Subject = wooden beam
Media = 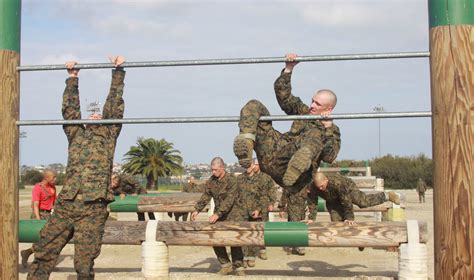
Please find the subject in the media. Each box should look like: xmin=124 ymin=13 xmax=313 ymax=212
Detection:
xmin=0 ymin=0 xmax=21 ymax=278
xmin=429 ymin=0 xmax=474 ymax=278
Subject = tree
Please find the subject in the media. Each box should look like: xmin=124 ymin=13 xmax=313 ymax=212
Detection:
xmin=122 ymin=137 xmax=183 ymax=190
xmin=22 ymin=170 xmax=43 ymax=185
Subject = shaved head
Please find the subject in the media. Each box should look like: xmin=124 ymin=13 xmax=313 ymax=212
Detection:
xmin=211 ymin=157 xmax=225 ymax=167
xmin=315 ymin=89 xmax=337 ymax=108
xmin=42 ymin=169 xmax=57 ymax=186
xmin=313 ymin=172 xmax=329 ymax=191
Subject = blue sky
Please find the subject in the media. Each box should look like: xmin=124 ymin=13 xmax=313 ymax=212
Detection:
xmin=19 ymin=0 xmax=432 ymax=166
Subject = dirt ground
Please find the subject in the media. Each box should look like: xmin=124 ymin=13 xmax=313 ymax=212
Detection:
xmin=18 ymin=189 xmax=434 ymax=279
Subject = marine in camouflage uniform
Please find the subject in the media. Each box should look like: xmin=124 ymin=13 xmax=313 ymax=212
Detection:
xmin=111 ymin=173 xmax=155 ymax=221
xmin=307 ymin=173 xmax=398 ymax=222
xmin=416 ymin=178 xmax=427 ymax=203
xmin=237 ymin=166 xmax=274 ymax=266
xmin=193 ymin=167 xmax=245 ymax=274
xmin=28 ymin=63 xmax=125 ymax=280
xmin=233 ymin=58 xmax=341 ymax=198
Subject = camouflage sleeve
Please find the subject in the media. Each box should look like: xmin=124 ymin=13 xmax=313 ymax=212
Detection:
xmin=136 ymin=187 xmax=147 ymax=195
xmin=266 ymin=176 xmax=277 ymax=204
xmin=121 ymin=174 xmax=142 ymax=194
xmin=214 ymin=178 xmax=239 ymax=218
xmin=194 ymin=182 xmax=212 ymax=212
xmin=62 ymin=77 xmax=83 ymax=142
xmin=320 ymin=124 xmax=341 ymax=163
xmin=293 ymin=127 xmax=325 ymax=182
xmin=278 ymin=188 xmax=288 ymax=208
xmin=274 ymin=70 xmax=310 ymax=115
xmin=339 ymin=187 xmax=355 ymax=221
xmin=102 ymin=69 xmax=125 ymax=138
xmin=307 ymin=187 xmax=319 ymax=220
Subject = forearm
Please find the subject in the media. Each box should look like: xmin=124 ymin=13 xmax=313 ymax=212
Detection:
xmin=103 ymin=69 xmax=125 ymax=119
xmin=33 ymin=203 xmax=40 ymax=220
xmin=274 ymin=70 xmax=309 ymax=115
xmin=62 ymin=77 xmax=81 ymax=120
xmin=194 ymin=193 xmax=211 ymax=212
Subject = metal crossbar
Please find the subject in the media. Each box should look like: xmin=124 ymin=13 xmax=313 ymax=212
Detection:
xmin=17 ymin=51 xmax=430 ymax=71
xmin=16 ymin=111 xmax=432 ymax=126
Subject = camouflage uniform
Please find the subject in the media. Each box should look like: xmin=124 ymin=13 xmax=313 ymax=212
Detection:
xmin=278 ymin=186 xmax=308 ymax=255
xmin=28 ymin=69 xmax=125 ymax=280
xmin=172 ymin=182 xmax=199 ymax=221
xmin=111 ymin=173 xmax=155 ymax=221
xmin=237 ymin=70 xmax=341 ymax=195
xmin=194 ymin=173 xmax=244 ymax=271
xmin=307 ymin=173 xmax=386 ymax=221
xmin=416 ymin=178 xmax=427 ymax=203
xmin=237 ymin=171 xmax=274 ymax=262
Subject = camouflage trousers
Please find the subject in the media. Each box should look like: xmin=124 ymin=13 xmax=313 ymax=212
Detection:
xmin=238 ymin=99 xmax=315 ymax=194
xmin=287 ymin=188 xmax=307 ymax=222
xmin=30 ymin=210 xmax=52 ymax=220
xmin=28 ymin=198 xmax=109 ymax=280
xmin=418 ymin=192 xmax=425 ymax=203
xmin=326 ymin=191 xmax=386 ymax=221
xmin=243 ymin=215 xmax=262 ymax=261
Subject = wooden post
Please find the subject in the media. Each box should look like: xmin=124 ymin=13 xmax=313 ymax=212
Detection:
xmin=0 ymin=0 xmax=21 ymax=279
xmin=428 ymin=1 xmax=474 ymax=279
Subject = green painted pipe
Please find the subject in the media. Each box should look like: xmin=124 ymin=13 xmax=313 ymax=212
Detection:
xmin=264 ymin=222 xmax=308 ymax=247
xmin=108 ymin=193 xmax=177 ymax=212
xmin=317 ymin=198 xmax=327 ymax=212
xmin=0 ymin=0 xmax=21 ymax=52
xmin=429 ymin=0 xmax=474 ymax=27
xmin=19 ymin=220 xmax=46 ymax=243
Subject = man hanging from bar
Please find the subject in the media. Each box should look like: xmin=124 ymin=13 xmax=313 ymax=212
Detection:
xmin=28 ymin=56 xmax=126 ymax=280
xmin=234 ymin=53 xmax=340 ymax=194
xmin=233 ymin=53 xmax=341 ymax=254
xmin=191 ymin=157 xmax=246 ymax=276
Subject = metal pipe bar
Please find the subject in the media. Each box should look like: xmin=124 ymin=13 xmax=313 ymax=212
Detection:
xmin=16 ymin=111 xmax=431 ymax=126
xmin=17 ymin=51 xmax=430 ymax=71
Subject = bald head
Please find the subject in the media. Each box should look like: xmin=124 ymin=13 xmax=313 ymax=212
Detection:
xmin=42 ymin=169 xmax=57 ymax=186
xmin=313 ymin=172 xmax=329 ymax=191
xmin=211 ymin=157 xmax=225 ymax=167
xmin=316 ymin=89 xmax=337 ymax=108
xmin=310 ymin=89 xmax=337 ymax=115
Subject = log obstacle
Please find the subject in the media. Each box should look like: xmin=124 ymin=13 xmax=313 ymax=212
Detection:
xmin=19 ymin=220 xmax=428 ymax=278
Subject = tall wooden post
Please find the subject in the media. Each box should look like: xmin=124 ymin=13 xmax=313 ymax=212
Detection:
xmin=0 ymin=0 xmax=21 ymax=278
xmin=429 ymin=0 xmax=474 ymax=279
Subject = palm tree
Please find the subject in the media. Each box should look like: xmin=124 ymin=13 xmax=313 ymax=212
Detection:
xmin=122 ymin=137 xmax=183 ymax=190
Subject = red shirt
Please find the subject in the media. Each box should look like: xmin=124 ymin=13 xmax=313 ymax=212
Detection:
xmin=32 ymin=183 xmax=56 ymax=211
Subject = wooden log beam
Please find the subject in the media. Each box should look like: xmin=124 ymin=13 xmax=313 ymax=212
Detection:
xmin=21 ymin=221 xmax=428 ymax=247
xmin=429 ymin=1 xmax=474 ymax=278
xmin=0 ymin=1 xmax=21 ymax=279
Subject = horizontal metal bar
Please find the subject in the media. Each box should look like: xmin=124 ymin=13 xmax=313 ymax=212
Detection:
xmin=17 ymin=51 xmax=430 ymax=71
xmin=16 ymin=111 xmax=431 ymax=126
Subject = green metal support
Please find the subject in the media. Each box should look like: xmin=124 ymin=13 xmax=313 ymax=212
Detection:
xmin=264 ymin=222 xmax=309 ymax=247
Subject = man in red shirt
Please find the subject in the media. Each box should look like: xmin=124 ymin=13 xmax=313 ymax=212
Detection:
xmin=21 ymin=169 xmax=57 ymax=268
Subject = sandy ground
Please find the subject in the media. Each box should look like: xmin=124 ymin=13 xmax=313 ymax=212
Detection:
xmin=18 ymin=189 xmax=433 ymax=279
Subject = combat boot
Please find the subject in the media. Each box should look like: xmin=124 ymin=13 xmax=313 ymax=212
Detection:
xmin=259 ymin=250 xmax=268 ymax=260
xmin=21 ymin=249 xmax=33 ymax=268
xmin=235 ymin=269 xmax=246 ymax=276
xmin=283 ymin=147 xmax=313 ymax=186
xmin=217 ymin=264 xmax=233 ymax=275
xmin=247 ymin=259 xmax=255 ymax=267
xmin=291 ymin=247 xmax=305 ymax=256
xmin=233 ymin=134 xmax=255 ymax=168
xmin=387 ymin=191 xmax=401 ymax=205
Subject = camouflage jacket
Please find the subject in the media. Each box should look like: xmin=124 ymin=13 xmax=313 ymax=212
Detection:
xmin=194 ymin=172 xmax=242 ymax=221
xmin=416 ymin=180 xmax=427 ymax=193
xmin=274 ymin=70 xmax=341 ymax=163
xmin=272 ymin=70 xmax=341 ymax=187
xmin=182 ymin=182 xmax=198 ymax=193
xmin=237 ymin=171 xmax=275 ymax=217
xmin=111 ymin=173 xmax=146 ymax=195
xmin=59 ymin=69 xmax=125 ymax=202
xmin=307 ymin=173 xmax=358 ymax=221
xmin=255 ymin=171 xmax=277 ymax=206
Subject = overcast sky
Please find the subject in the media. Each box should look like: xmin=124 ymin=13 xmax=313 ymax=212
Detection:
xmin=19 ymin=0 xmax=432 ymax=166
